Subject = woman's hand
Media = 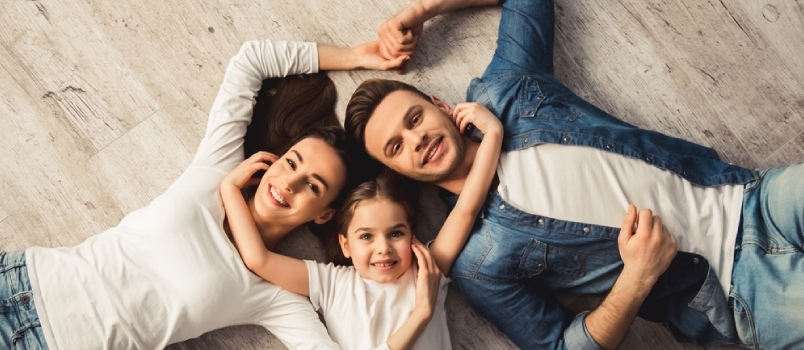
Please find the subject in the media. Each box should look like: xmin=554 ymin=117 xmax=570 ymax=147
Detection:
xmin=223 ymin=151 xmax=279 ymax=190
xmin=451 ymin=102 xmax=503 ymax=136
xmin=411 ymin=237 xmax=441 ymax=319
xmin=353 ymin=41 xmax=410 ymax=71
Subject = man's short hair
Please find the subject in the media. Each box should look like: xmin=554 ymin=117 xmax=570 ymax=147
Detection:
xmin=345 ymin=79 xmax=430 ymax=151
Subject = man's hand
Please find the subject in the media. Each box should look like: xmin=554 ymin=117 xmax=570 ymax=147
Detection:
xmin=377 ymin=1 xmax=428 ymax=74
xmin=617 ymin=205 xmax=678 ymax=288
xmin=222 ymin=151 xmax=278 ymax=190
xmin=353 ymin=41 xmax=410 ymax=71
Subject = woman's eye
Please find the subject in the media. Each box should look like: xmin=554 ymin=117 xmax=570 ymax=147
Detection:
xmin=392 ymin=143 xmax=401 ymax=155
xmin=286 ymin=158 xmax=296 ymax=170
xmin=307 ymin=183 xmax=319 ymax=194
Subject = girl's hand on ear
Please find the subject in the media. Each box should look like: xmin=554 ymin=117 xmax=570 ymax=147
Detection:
xmin=411 ymin=237 xmax=441 ymax=319
xmin=223 ymin=152 xmax=279 ymax=190
xmin=451 ymin=102 xmax=503 ymax=136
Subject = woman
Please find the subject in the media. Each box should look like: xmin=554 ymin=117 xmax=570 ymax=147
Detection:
xmin=0 ymin=39 xmax=407 ymax=349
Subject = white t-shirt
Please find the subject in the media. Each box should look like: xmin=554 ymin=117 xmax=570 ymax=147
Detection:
xmin=25 ymin=40 xmax=340 ymax=350
xmin=496 ymin=144 xmax=743 ymax=297
xmin=305 ymin=260 xmax=452 ymax=350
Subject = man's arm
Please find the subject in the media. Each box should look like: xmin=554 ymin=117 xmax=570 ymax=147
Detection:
xmin=377 ymin=0 xmax=501 ymax=66
xmin=584 ymin=206 xmax=678 ymax=349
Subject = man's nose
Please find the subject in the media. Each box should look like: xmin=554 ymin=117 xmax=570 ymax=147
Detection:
xmin=401 ymin=129 xmax=427 ymax=153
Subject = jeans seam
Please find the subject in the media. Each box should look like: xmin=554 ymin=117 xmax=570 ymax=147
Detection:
xmin=730 ymin=293 xmax=759 ymax=349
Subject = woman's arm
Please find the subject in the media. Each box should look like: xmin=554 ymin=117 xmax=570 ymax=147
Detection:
xmin=429 ymin=103 xmax=503 ymax=275
xmin=195 ymin=40 xmax=407 ymax=170
xmin=383 ymin=239 xmax=442 ymax=350
xmin=220 ymin=151 xmax=310 ymax=296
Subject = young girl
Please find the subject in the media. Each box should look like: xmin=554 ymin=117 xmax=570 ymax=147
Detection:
xmin=221 ymin=100 xmax=505 ymax=349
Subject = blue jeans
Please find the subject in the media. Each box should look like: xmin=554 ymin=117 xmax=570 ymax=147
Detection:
xmin=730 ymin=164 xmax=804 ymax=349
xmin=1 ymin=251 xmax=48 ymax=350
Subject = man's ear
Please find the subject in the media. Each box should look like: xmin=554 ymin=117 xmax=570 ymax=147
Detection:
xmin=338 ymin=234 xmax=351 ymax=258
xmin=313 ymin=208 xmax=336 ymax=225
xmin=430 ymin=95 xmax=453 ymax=115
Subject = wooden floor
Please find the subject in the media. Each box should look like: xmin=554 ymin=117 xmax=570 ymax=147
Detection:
xmin=2 ymin=0 xmax=802 ymax=348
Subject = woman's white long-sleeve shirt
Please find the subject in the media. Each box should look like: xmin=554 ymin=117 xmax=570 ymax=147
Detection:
xmin=26 ymin=40 xmax=339 ymax=350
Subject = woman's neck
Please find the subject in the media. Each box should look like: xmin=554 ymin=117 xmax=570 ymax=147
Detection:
xmin=227 ymin=196 xmax=288 ymax=250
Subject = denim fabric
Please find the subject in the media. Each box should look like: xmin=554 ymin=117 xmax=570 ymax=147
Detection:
xmin=729 ymin=164 xmax=804 ymax=349
xmin=1 ymin=251 xmax=48 ymax=350
xmin=448 ymin=0 xmax=763 ymax=348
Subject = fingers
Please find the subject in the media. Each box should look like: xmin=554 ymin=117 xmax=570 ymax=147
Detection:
xmin=617 ymin=204 xmax=637 ymax=249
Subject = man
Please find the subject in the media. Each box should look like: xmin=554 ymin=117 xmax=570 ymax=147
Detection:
xmin=344 ymin=0 xmax=804 ymax=349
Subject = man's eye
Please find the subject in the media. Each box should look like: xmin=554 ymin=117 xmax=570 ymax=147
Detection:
xmin=412 ymin=115 xmax=420 ymax=124
xmin=308 ymin=183 xmax=319 ymax=194
xmin=286 ymin=158 xmax=296 ymax=170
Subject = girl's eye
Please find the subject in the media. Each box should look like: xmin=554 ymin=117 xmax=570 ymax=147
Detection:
xmin=307 ymin=183 xmax=319 ymax=194
xmin=286 ymin=158 xmax=296 ymax=170
xmin=359 ymin=233 xmax=372 ymax=240
xmin=390 ymin=231 xmax=404 ymax=238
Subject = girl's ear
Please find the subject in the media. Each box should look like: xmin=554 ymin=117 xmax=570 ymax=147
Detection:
xmin=313 ymin=208 xmax=336 ymax=224
xmin=338 ymin=233 xmax=351 ymax=258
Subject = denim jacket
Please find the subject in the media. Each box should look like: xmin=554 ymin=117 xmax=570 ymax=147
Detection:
xmin=445 ymin=71 xmax=759 ymax=349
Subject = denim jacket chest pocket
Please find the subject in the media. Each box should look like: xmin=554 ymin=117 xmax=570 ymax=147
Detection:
xmin=518 ymin=238 xmax=586 ymax=289
xmin=519 ymin=75 xmax=579 ymax=122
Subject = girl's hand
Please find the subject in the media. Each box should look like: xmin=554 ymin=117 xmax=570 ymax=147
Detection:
xmin=451 ymin=102 xmax=503 ymax=136
xmin=411 ymin=237 xmax=441 ymax=318
xmin=223 ymin=151 xmax=279 ymax=190
xmin=353 ymin=41 xmax=410 ymax=71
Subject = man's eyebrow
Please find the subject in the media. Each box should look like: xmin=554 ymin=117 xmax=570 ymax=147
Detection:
xmin=382 ymin=105 xmax=421 ymax=156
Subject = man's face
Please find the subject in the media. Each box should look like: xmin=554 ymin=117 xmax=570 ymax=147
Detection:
xmin=364 ymin=90 xmax=465 ymax=183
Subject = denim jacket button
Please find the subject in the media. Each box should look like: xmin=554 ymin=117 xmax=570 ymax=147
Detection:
xmin=19 ymin=295 xmax=31 ymax=304
xmin=563 ymin=136 xmax=570 ymax=142
xmin=582 ymin=226 xmax=590 ymax=233
xmin=538 ymin=219 xmax=545 ymax=225
xmin=693 ymin=257 xmax=700 ymax=264
xmin=646 ymin=155 xmax=653 ymax=162
xmin=606 ymin=144 xmax=613 ymax=150
xmin=524 ymin=137 xmax=529 ymax=144
xmin=499 ymin=204 xmax=505 ymax=210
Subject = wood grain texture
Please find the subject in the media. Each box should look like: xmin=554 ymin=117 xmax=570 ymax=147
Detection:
xmin=1 ymin=0 xmax=801 ymax=348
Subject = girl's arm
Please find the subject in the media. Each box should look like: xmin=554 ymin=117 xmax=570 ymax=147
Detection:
xmin=429 ymin=102 xmax=503 ymax=275
xmin=384 ymin=239 xmax=442 ymax=350
xmin=220 ymin=151 xmax=310 ymax=296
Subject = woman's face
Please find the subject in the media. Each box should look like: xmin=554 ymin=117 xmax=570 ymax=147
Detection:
xmin=252 ymin=137 xmax=347 ymax=229
xmin=339 ymin=198 xmax=414 ymax=284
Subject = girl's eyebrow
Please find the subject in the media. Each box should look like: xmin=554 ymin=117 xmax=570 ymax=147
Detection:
xmin=354 ymin=223 xmax=407 ymax=233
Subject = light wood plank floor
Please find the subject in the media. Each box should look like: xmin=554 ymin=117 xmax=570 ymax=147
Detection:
xmin=1 ymin=0 xmax=801 ymax=348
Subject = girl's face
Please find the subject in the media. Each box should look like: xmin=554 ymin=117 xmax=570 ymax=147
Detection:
xmin=252 ymin=137 xmax=346 ymax=229
xmin=339 ymin=198 xmax=413 ymax=283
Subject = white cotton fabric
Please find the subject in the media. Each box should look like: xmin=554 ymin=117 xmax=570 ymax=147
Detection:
xmin=496 ymin=144 xmax=743 ymax=297
xmin=25 ymin=40 xmax=340 ymax=350
xmin=305 ymin=260 xmax=452 ymax=350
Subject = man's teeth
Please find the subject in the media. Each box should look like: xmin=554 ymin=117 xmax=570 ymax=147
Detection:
xmin=270 ymin=187 xmax=287 ymax=205
xmin=426 ymin=141 xmax=438 ymax=163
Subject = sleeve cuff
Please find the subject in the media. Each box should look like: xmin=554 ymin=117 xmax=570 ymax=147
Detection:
xmin=373 ymin=342 xmax=392 ymax=350
xmin=564 ymin=311 xmax=605 ymax=350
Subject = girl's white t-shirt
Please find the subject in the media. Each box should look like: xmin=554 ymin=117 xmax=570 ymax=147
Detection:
xmin=25 ymin=40 xmax=340 ymax=350
xmin=305 ymin=260 xmax=452 ymax=350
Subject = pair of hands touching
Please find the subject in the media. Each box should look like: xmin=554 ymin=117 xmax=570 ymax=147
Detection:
xmin=352 ymin=2 xmax=424 ymax=73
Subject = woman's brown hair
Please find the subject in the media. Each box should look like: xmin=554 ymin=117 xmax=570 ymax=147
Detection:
xmin=325 ymin=169 xmax=420 ymax=266
xmin=244 ymin=73 xmax=357 ymax=238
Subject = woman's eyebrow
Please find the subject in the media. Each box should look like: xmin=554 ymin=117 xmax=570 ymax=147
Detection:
xmin=291 ymin=149 xmax=329 ymax=191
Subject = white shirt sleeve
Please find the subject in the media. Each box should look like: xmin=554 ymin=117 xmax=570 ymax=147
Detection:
xmin=256 ymin=288 xmax=340 ymax=350
xmin=192 ymin=40 xmax=319 ymax=171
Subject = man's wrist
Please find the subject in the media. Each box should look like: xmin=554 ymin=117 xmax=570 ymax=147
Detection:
xmin=619 ymin=265 xmax=659 ymax=295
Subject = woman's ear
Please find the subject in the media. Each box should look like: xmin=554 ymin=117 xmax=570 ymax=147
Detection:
xmin=338 ymin=234 xmax=351 ymax=258
xmin=430 ymin=95 xmax=453 ymax=115
xmin=313 ymin=208 xmax=336 ymax=224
